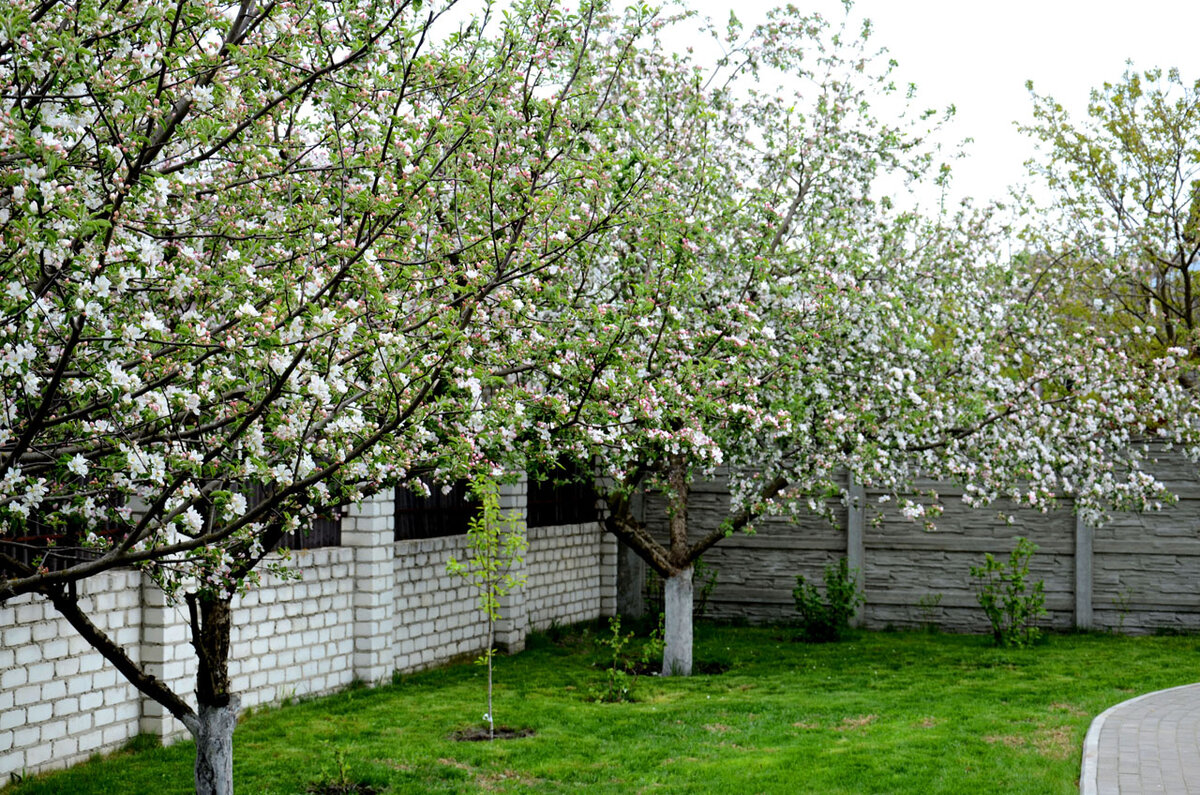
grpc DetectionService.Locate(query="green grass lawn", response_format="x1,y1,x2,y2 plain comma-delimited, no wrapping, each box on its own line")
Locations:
7,624,1200,794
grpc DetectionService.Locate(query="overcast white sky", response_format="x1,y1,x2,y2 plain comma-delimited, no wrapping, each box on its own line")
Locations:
679,0,1200,205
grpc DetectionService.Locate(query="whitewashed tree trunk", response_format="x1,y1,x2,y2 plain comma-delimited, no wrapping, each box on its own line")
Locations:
185,697,240,795
662,566,693,676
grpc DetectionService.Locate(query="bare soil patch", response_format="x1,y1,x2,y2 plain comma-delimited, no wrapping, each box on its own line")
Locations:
451,726,536,742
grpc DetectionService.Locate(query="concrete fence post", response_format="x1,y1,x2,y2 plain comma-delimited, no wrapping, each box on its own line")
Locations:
343,491,396,683
1075,511,1094,630
846,475,867,627
613,486,647,617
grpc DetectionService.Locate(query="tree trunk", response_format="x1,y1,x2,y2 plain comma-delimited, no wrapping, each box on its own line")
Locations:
661,455,694,676
186,592,238,795
189,698,240,795
662,565,694,676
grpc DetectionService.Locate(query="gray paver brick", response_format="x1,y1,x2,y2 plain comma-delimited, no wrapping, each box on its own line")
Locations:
1082,683,1200,794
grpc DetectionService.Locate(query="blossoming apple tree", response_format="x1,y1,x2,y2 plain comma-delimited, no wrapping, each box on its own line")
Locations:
1022,68,1200,378
0,0,664,790
519,8,1200,675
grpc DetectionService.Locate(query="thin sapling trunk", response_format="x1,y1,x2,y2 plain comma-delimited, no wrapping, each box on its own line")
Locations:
447,477,526,739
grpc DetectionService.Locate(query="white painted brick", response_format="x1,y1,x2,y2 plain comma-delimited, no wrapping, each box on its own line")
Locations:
32,621,58,642
27,702,52,723
78,654,104,673
158,661,188,682
53,737,79,759
54,656,82,677
39,681,66,702
0,751,25,779
2,628,32,650
0,668,28,689
91,669,117,689
101,725,127,745
14,685,40,706
53,697,80,717
67,675,100,698
13,726,39,748
113,701,139,722
78,730,104,752
66,635,93,656
0,709,24,731
24,742,52,767
41,719,68,742
41,638,70,659
112,627,139,647
67,714,93,735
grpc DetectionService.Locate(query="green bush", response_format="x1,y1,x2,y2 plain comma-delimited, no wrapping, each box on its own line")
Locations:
593,615,664,703
793,558,863,642
970,536,1047,647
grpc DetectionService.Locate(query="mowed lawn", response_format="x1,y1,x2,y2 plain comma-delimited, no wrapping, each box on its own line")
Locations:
6,624,1200,794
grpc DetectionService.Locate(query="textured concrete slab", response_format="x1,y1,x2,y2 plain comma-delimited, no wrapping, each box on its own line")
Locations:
1081,683,1200,794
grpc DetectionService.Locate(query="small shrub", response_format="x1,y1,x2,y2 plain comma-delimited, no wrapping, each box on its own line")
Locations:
306,749,378,795
1112,585,1134,634
970,537,1047,647
593,615,664,702
916,593,943,633
793,558,863,642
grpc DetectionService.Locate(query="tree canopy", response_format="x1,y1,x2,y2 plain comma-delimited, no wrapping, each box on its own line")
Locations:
2,0,1200,787
0,0,669,790
1023,67,1200,375
513,11,1200,674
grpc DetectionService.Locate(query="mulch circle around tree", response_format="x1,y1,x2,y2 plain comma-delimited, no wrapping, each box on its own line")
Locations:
451,726,536,742
693,660,731,675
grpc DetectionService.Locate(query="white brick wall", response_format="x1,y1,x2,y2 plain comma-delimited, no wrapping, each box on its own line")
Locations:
392,535,492,672
229,546,356,709
526,521,612,630
0,485,618,781
0,570,143,779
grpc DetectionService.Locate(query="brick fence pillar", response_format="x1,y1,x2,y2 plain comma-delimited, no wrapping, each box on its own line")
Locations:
599,531,618,618
343,491,396,683
139,575,192,738
495,474,528,654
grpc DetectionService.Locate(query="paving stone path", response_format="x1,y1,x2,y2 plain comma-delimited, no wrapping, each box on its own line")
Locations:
1080,683,1200,794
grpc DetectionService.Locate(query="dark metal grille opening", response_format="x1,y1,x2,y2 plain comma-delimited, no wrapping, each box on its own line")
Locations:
1,524,124,573
0,483,344,574
394,480,476,541
249,484,343,550
276,510,343,550
1,485,129,573
528,464,599,528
